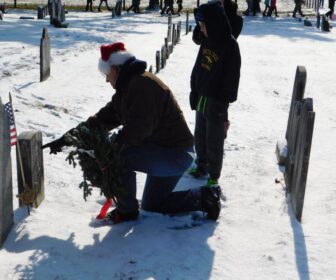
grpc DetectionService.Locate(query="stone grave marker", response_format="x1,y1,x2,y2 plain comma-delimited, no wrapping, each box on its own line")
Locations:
0,97,14,247
40,27,51,82
17,131,44,208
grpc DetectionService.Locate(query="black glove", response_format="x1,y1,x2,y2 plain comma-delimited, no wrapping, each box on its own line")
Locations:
41,136,67,154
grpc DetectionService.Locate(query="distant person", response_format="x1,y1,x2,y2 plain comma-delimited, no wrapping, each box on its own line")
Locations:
160,0,174,15
267,0,278,16
177,0,183,15
127,0,141,13
243,0,252,15
189,1,241,187
325,0,335,19
262,0,270,16
85,0,94,12
252,0,261,16
98,0,111,12
42,42,222,223
292,0,305,17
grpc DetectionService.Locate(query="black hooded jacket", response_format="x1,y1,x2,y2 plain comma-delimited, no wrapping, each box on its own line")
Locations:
190,1,241,108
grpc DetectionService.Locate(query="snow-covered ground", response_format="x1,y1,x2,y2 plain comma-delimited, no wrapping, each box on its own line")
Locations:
1,7,336,280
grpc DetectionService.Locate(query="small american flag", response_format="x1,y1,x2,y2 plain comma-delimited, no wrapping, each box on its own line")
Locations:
4,102,17,146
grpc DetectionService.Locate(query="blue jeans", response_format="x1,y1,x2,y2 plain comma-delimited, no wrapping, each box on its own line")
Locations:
117,143,199,214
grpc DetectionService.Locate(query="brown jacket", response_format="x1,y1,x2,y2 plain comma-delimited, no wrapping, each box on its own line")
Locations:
86,59,193,149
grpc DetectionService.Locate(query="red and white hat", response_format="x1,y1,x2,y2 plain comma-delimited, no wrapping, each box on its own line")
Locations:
98,42,133,75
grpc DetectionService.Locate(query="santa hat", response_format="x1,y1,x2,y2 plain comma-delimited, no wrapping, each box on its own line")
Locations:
98,42,134,75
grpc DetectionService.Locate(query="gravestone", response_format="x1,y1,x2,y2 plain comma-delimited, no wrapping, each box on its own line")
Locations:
290,98,315,222
17,131,44,208
50,0,69,28
0,97,14,247
40,27,51,82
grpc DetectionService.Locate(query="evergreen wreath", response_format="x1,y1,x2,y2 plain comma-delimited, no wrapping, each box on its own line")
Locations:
64,124,127,201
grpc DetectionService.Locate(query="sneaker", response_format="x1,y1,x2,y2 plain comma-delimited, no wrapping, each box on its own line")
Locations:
201,185,221,220
189,166,208,179
206,178,219,187
105,208,139,224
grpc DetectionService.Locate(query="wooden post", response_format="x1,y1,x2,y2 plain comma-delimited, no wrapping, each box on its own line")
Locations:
167,24,172,43
40,27,51,82
177,21,181,42
0,97,14,247
186,11,189,35
155,51,160,73
17,131,45,208
172,24,176,45
164,38,169,59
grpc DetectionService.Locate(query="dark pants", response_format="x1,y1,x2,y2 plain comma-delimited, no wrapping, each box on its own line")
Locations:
161,3,174,14
116,143,199,214
293,1,304,17
194,101,229,180
98,0,111,11
325,0,335,17
86,0,93,11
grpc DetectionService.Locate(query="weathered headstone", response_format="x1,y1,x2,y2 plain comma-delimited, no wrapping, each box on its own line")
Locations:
17,131,44,208
0,97,14,247
40,27,51,82
50,0,69,28
290,98,315,222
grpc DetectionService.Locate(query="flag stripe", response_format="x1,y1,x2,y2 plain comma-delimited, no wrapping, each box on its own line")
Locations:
3,102,17,147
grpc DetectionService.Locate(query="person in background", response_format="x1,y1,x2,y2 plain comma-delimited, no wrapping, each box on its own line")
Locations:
292,0,305,17
160,0,174,15
325,0,335,19
98,0,111,12
262,0,270,16
177,0,183,15
189,1,241,188
127,0,141,13
86,0,94,12
267,0,278,17
42,42,222,224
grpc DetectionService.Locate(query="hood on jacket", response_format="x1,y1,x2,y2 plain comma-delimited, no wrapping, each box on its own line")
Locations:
116,57,147,91
195,2,232,45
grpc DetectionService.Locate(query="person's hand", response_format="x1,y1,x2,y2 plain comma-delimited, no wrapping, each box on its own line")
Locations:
41,136,66,154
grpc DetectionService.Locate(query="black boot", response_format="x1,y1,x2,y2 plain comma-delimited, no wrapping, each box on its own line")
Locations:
201,185,221,220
